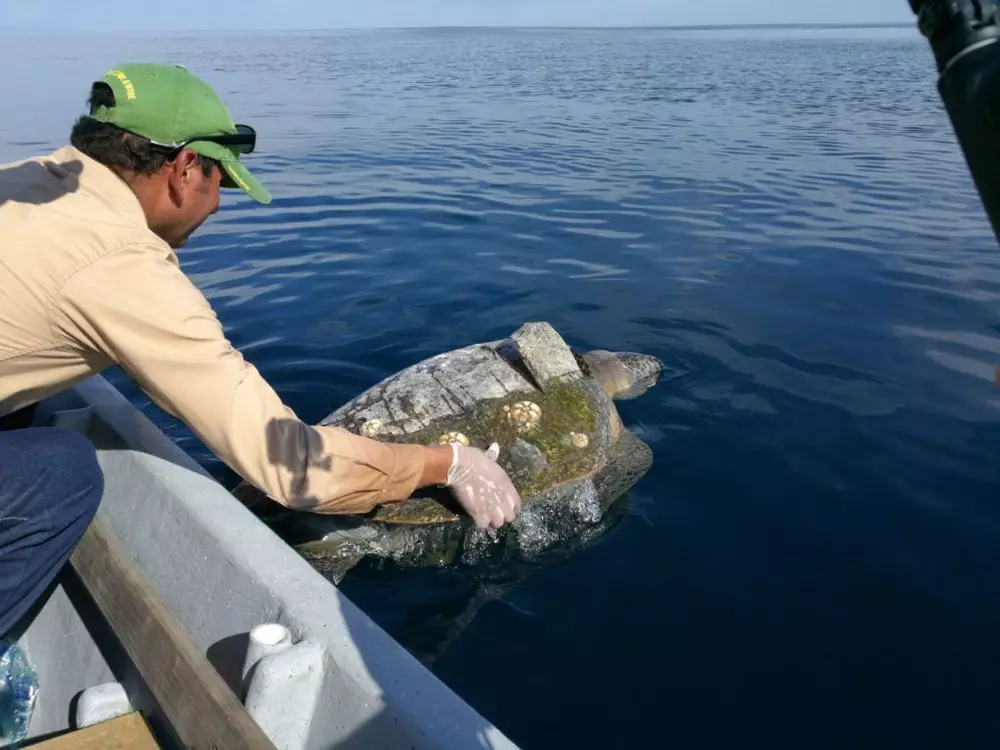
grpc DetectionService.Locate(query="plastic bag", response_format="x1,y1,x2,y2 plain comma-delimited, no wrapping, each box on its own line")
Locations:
0,641,38,746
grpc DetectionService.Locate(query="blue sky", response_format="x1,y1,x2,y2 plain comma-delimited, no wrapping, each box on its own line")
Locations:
6,0,913,31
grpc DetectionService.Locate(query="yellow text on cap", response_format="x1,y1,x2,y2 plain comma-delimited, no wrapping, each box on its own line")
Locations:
106,70,136,100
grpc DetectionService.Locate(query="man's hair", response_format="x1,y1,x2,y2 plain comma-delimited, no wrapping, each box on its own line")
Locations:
70,82,216,180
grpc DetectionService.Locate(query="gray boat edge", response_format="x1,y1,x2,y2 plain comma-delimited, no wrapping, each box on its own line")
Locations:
9,374,521,750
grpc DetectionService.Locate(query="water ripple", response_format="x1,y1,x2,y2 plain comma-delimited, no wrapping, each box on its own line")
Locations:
6,26,1000,750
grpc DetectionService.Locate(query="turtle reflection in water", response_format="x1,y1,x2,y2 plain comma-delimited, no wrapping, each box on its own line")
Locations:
234,321,672,583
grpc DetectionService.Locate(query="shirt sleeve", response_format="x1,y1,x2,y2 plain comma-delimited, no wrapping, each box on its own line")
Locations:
51,243,426,515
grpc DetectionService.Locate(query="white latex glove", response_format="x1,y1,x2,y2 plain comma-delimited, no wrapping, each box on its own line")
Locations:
445,442,522,530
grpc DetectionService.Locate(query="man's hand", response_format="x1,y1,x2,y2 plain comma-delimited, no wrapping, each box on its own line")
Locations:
447,442,522,529
419,442,520,529
418,442,523,528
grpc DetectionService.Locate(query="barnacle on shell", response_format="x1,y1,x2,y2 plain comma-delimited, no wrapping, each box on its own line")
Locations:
360,419,382,438
505,401,542,432
437,431,470,446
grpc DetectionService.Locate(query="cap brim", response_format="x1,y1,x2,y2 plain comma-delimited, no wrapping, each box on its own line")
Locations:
189,141,271,204
220,159,271,205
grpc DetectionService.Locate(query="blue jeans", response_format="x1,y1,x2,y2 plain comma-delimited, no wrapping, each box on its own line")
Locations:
0,427,103,640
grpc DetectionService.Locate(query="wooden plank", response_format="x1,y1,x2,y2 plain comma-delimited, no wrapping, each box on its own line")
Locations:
27,712,158,749
69,520,276,750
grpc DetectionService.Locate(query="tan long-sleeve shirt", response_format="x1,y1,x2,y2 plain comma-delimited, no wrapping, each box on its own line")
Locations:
0,145,426,513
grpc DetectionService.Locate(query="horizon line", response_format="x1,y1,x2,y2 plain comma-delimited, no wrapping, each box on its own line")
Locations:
0,20,916,33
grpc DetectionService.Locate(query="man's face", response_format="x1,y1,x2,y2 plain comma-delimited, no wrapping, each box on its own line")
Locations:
150,149,223,249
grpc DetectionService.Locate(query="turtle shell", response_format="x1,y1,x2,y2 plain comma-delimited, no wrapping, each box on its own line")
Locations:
320,324,624,525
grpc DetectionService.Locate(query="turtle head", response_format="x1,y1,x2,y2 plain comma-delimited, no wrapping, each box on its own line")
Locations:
577,349,663,401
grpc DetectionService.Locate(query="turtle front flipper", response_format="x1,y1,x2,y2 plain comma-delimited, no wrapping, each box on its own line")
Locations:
592,429,654,510
297,536,369,585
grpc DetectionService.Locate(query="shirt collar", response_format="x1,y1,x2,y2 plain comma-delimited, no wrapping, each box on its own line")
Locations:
49,144,152,229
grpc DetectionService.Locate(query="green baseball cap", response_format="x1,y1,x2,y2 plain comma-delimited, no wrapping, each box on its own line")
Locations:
89,62,271,204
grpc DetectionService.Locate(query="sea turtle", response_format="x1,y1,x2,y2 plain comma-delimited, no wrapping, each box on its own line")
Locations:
233,321,669,583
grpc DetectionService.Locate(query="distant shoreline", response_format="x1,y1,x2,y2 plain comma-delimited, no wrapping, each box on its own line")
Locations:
387,23,915,30
0,22,916,34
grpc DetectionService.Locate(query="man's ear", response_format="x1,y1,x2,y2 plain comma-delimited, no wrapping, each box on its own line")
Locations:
165,148,201,205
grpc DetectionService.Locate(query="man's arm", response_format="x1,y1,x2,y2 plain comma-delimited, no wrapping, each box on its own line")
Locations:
52,243,452,514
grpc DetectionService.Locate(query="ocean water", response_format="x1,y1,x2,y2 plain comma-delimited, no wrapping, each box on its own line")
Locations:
3,24,1000,748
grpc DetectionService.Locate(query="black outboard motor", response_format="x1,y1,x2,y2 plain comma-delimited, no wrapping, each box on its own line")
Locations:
910,1,1000,245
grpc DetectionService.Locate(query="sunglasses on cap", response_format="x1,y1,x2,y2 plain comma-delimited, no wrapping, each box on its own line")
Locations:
165,124,257,154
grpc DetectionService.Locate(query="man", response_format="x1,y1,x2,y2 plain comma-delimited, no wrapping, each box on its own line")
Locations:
0,63,522,637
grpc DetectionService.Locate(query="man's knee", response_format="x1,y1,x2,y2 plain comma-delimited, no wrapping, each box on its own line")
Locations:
46,429,104,517
47,428,103,480
0,428,103,640
0,427,104,519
